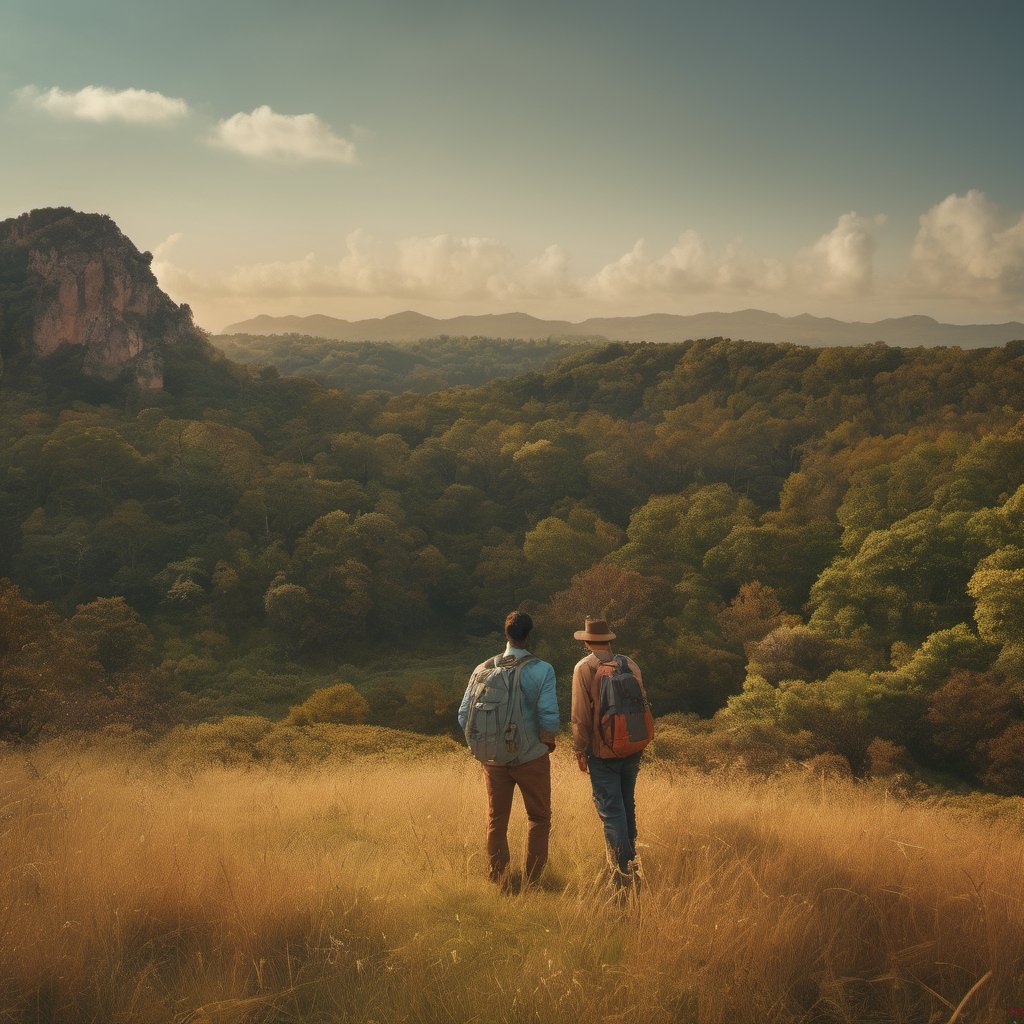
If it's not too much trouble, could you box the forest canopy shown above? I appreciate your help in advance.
[3,334,1024,792]
[211,333,595,394]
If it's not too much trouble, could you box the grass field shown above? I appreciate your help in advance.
[1,740,1022,1024]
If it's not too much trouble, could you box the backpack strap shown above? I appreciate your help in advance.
[494,653,537,669]
[470,657,499,687]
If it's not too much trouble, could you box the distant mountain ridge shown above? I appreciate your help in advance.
[222,309,1024,349]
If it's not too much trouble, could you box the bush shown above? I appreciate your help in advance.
[287,683,369,726]
[154,717,459,767]
[646,713,813,776]
[805,752,853,781]
[978,722,1024,795]
[865,737,910,779]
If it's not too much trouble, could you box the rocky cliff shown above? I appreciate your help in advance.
[0,208,200,388]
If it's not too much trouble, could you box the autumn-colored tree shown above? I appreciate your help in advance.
[978,721,1024,794]
[864,737,911,780]
[716,581,800,654]
[539,562,670,686]
[747,625,848,686]
[925,671,1016,776]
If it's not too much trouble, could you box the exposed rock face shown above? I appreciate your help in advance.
[0,207,199,388]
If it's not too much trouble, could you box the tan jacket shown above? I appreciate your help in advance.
[571,650,645,755]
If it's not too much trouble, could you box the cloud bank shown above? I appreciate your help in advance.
[152,193,1024,316]
[17,85,189,123]
[209,106,356,163]
[154,213,881,305]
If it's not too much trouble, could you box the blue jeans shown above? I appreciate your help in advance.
[587,751,642,872]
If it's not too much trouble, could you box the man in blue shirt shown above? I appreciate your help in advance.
[458,610,559,888]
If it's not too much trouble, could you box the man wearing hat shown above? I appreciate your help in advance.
[571,617,649,889]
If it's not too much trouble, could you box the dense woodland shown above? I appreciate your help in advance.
[3,334,1024,792]
[212,333,594,393]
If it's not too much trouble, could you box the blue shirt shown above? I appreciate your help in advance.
[458,643,560,737]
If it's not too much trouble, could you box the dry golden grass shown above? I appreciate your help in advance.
[1,741,1022,1024]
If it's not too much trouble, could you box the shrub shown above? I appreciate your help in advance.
[978,721,1024,795]
[865,737,910,779]
[806,751,853,780]
[287,683,369,726]
[154,718,459,767]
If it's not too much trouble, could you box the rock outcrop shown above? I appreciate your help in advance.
[0,207,200,388]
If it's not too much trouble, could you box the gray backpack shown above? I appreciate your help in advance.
[464,654,548,766]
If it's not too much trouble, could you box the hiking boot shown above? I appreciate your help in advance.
[495,870,522,896]
[625,857,644,893]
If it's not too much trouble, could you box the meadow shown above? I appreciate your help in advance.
[2,736,1022,1024]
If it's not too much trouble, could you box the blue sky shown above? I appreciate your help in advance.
[2,0,1022,330]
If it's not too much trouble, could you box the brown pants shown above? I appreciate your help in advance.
[482,753,551,883]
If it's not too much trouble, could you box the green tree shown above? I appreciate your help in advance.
[967,546,1024,646]
[614,485,756,580]
[523,508,622,598]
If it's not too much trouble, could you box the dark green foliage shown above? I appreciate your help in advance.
[211,333,593,394]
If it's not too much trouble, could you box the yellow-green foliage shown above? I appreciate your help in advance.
[152,716,459,768]
[647,712,814,775]
[286,683,370,726]
[2,742,1022,1023]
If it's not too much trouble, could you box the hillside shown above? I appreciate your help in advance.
[223,308,1024,348]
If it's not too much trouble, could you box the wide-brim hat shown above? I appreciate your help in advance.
[574,618,616,642]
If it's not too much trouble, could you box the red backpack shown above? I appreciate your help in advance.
[592,655,654,758]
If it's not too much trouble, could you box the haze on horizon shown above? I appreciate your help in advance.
[2,0,1022,334]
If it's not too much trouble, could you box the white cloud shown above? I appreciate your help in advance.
[16,84,189,123]
[910,190,1024,300]
[583,230,789,299]
[795,212,882,297]
[395,235,512,297]
[152,233,184,261]
[209,105,356,163]
[517,245,574,298]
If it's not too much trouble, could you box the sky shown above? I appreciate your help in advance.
[2,0,1023,332]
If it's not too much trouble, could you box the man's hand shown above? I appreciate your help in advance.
[576,752,589,774]
[539,729,556,753]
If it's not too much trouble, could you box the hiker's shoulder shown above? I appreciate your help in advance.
[523,654,554,674]
[620,653,643,672]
